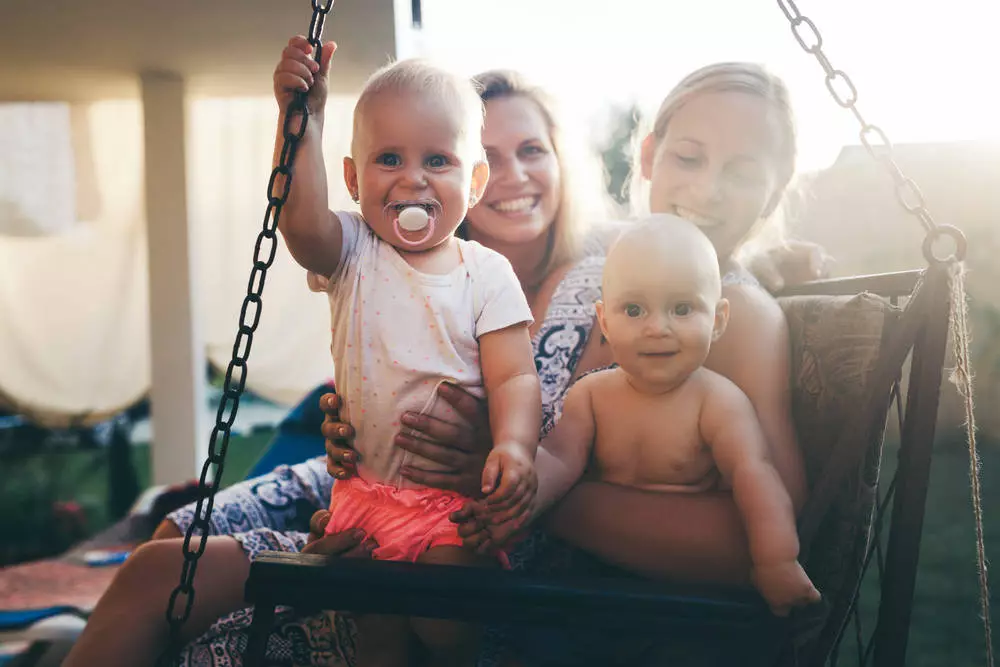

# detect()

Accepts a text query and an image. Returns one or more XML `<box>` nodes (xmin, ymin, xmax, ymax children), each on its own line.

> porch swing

<box><xmin>159</xmin><ymin>1</ymin><xmax>989</xmax><ymax>665</ymax></box>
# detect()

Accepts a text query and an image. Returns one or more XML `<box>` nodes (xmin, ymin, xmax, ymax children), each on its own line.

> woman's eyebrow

<box><xmin>483</xmin><ymin>137</ymin><xmax>540</xmax><ymax>152</ymax></box>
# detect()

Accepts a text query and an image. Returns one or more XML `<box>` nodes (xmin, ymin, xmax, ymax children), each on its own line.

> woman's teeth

<box><xmin>491</xmin><ymin>196</ymin><xmax>537</xmax><ymax>214</ymax></box>
<box><xmin>674</xmin><ymin>206</ymin><xmax>722</xmax><ymax>228</ymax></box>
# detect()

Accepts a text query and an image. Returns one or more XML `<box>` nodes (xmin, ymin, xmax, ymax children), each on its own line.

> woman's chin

<box><xmin>469</xmin><ymin>214</ymin><xmax>552</xmax><ymax>246</ymax></box>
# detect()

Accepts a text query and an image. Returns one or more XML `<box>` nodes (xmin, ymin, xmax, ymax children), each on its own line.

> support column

<box><xmin>140</xmin><ymin>71</ymin><xmax>208</xmax><ymax>486</ymax></box>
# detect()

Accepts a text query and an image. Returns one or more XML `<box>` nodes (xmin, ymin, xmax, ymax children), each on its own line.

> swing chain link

<box><xmin>776</xmin><ymin>0</ymin><xmax>966</xmax><ymax>265</ymax></box>
<box><xmin>157</xmin><ymin>2</ymin><xmax>334</xmax><ymax>664</ymax></box>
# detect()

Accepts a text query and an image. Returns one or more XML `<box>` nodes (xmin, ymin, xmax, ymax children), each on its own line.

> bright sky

<box><xmin>414</xmin><ymin>0</ymin><xmax>998</xmax><ymax>172</ymax></box>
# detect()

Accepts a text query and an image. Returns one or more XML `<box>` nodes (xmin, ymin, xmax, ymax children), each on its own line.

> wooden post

<box><xmin>141</xmin><ymin>71</ymin><xmax>208</xmax><ymax>485</ymax></box>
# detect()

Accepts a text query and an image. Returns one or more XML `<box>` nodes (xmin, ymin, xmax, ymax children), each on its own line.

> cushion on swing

<box><xmin>778</xmin><ymin>291</ymin><xmax>901</xmax><ymax>653</ymax></box>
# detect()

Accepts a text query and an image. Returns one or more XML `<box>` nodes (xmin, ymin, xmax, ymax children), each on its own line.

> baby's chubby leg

<box><xmin>411</xmin><ymin>545</ymin><xmax>496</xmax><ymax>667</ymax></box>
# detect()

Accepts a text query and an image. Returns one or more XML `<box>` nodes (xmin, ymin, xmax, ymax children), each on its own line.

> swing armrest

<box><xmin>774</xmin><ymin>269</ymin><xmax>922</xmax><ymax>298</ymax></box>
<box><xmin>245</xmin><ymin>551</ymin><xmax>781</xmax><ymax>629</ymax></box>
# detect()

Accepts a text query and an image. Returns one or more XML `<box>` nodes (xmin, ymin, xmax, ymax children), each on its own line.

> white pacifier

<box><xmin>391</xmin><ymin>203</ymin><xmax>436</xmax><ymax>247</ymax></box>
<box><xmin>398</xmin><ymin>206</ymin><xmax>429</xmax><ymax>232</ymax></box>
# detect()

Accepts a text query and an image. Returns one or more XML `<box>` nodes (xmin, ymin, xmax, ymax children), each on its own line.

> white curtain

<box><xmin>0</xmin><ymin>104</ymin><xmax>77</xmax><ymax>237</ymax></box>
<box><xmin>0</xmin><ymin>95</ymin><xmax>357</xmax><ymax>424</ymax></box>
<box><xmin>0</xmin><ymin>101</ymin><xmax>148</xmax><ymax>425</ymax></box>
<box><xmin>190</xmin><ymin>96</ymin><xmax>356</xmax><ymax>406</ymax></box>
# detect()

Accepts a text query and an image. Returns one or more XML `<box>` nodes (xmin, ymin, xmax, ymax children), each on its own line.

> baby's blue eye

<box><xmin>625</xmin><ymin>304</ymin><xmax>644</xmax><ymax>318</ymax></box>
<box><xmin>377</xmin><ymin>153</ymin><xmax>401</xmax><ymax>167</ymax></box>
<box><xmin>674</xmin><ymin>303</ymin><xmax>693</xmax><ymax>317</ymax></box>
<box><xmin>426</xmin><ymin>155</ymin><xmax>449</xmax><ymax>169</ymax></box>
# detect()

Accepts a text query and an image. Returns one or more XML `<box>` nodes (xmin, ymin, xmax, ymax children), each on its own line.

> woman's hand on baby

<box><xmin>394</xmin><ymin>382</ymin><xmax>493</xmax><ymax>498</ymax></box>
<box><xmin>453</xmin><ymin>436</ymin><xmax>540</xmax><ymax>555</ymax></box>
<box><xmin>320</xmin><ymin>392</ymin><xmax>359</xmax><ymax>480</ymax></box>
<box><xmin>302</xmin><ymin>509</ymin><xmax>378</xmax><ymax>558</ymax></box>
<box><xmin>748</xmin><ymin>239</ymin><xmax>832</xmax><ymax>293</ymax></box>
<box><xmin>323</xmin><ymin>382</ymin><xmax>494</xmax><ymax>496</ymax></box>
<box><xmin>451</xmin><ymin>494</ymin><xmax>535</xmax><ymax>555</ymax></box>
<box><xmin>751</xmin><ymin>560</ymin><xmax>822</xmax><ymax>617</ymax></box>
<box><xmin>273</xmin><ymin>35</ymin><xmax>337</xmax><ymax>115</ymax></box>
<box><xmin>450</xmin><ymin>502</ymin><xmax>495</xmax><ymax>554</ymax></box>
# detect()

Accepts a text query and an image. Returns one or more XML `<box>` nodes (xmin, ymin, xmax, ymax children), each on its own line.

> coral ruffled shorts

<box><xmin>325</xmin><ymin>476</ymin><xmax>473</xmax><ymax>563</ymax></box>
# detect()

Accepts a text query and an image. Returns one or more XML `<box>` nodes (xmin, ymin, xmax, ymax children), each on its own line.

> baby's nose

<box><xmin>400</xmin><ymin>165</ymin><xmax>428</xmax><ymax>188</ymax></box>
<box><xmin>644</xmin><ymin>313</ymin><xmax>672</xmax><ymax>336</ymax></box>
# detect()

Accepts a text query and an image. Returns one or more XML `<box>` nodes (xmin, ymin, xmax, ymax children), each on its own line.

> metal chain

<box><xmin>157</xmin><ymin>1</ymin><xmax>334</xmax><ymax>664</ymax></box>
<box><xmin>775</xmin><ymin>0</ymin><xmax>966</xmax><ymax>265</ymax></box>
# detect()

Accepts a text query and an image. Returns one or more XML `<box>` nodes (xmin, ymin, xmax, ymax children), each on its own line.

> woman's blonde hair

<box><xmin>628</xmin><ymin>62</ymin><xmax>798</xmax><ymax>255</ymax></box>
<box><xmin>462</xmin><ymin>70</ymin><xmax>611</xmax><ymax>278</ymax></box>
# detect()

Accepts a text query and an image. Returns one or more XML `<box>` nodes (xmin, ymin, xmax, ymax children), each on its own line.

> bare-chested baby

<box><xmin>457</xmin><ymin>214</ymin><xmax>821</xmax><ymax>616</ymax></box>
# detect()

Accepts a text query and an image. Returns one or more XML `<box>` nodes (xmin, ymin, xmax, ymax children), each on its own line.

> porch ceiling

<box><xmin>0</xmin><ymin>0</ymin><xmax>399</xmax><ymax>101</ymax></box>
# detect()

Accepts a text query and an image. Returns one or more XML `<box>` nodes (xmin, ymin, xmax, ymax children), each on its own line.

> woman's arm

<box><xmin>706</xmin><ymin>284</ymin><xmax>807</xmax><ymax>509</ymax></box>
<box><xmin>744</xmin><ymin>239</ymin><xmax>830</xmax><ymax>293</ymax></box>
<box><xmin>545</xmin><ymin>484</ymin><xmax>752</xmax><ymax>585</ymax></box>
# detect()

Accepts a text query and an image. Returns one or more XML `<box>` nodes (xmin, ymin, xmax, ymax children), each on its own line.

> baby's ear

<box><xmin>712</xmin><ymin>298</ymin><xmax>730</xmax><ymax>341</ymax></box>
<box><xmin>343</xmin><ymin>157</ymin><xmax>359</xmax><ymax>202</ymax></box>
<box><xmin>595</xmin><ymin>300</ymin><xmax>610</xmax><ymax>340</ymax></box>
<box><xmin>469</xmin><ymin>160</ymin><xmax>490</xmax><ymax>207</ymax></box>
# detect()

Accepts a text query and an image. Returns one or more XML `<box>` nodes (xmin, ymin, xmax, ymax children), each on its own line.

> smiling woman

<box><xmin>460</xmin><ymin>69</ymin><xmax>612</xmax><ymax>299</ymax></box>
<box><xmin>473</xmin><ymin>95</ymin><xmax>562</xmax><ymax>246</ymax></box>
<box><xmin>631</xmin><ymin>63</ymin><xmax>797</xmax><ymax>261</ymax></box>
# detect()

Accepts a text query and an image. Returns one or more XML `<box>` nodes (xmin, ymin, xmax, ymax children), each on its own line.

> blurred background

<box><xmin>0</xmin><ymin>1</ymin><xmax>997</xmax><ymax>664</ymax></box>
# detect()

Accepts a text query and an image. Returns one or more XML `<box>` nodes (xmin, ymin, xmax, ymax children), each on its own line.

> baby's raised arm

<box><xmin>272</xmin><ymin>35</ymin><xmax>344</xmax><ymax>278</ymax></box>
<box><xmin>701</xmin><ymin>377</ymin><xmax>820</xmax><ymax>615</ymax></box>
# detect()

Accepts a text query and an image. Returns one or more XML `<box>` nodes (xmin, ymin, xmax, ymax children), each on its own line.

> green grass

<box><xmin>901</xmin><ymin>435</ymin><xmax>997</xmax><ymax>666</ymax></box>
<box><xmin>836</xmin><ymin>431</ymin><xmax>1000</xmax><ymax>666</ymax></box>
<box><xmin>0</xmin><ymin>429</ymin><xmax>275</xmax><ymax>563</ymax></box>
<box><xmin>127</xmin><ymin>429</ymin><xmax>277</xmax><ymax>504</ymax></box>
